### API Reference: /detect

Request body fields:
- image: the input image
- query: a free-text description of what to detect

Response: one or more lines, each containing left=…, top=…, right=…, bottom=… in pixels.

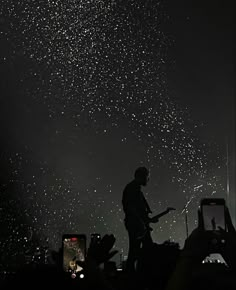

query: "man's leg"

left=126, top=230, right=141, bottom=273
left=142, top=230, right=153, bottom=249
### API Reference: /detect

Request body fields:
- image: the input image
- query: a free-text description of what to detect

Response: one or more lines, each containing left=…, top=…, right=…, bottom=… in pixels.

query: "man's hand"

left=181, top=210, right=211, bottom=263
left=218, top=207, right=236, bottom=269
left=76, top=234, right=118, bottom=278
left=87, top=234, right=118, bottom=266
left=150, top=216, right=159, bottom=223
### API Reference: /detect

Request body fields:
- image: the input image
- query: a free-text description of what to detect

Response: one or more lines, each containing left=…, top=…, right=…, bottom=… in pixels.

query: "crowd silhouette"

left=1, top=167, right=236, bottom=290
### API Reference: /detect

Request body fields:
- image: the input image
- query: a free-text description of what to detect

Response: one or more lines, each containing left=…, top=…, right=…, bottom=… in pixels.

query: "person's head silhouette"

left=134, top=167, right=149, bottom=186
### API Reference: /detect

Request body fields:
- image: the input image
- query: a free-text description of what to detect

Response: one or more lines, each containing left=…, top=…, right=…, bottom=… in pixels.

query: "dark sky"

left=166, top=0, right=235, bottom=139
left=0, top=0, right=235, bottom=268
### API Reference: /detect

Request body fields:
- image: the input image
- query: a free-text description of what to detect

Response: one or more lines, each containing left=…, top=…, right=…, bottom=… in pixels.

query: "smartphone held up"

left=200, top=198, right=226, bottom=232
left=62, top=234, right=86, bottom=277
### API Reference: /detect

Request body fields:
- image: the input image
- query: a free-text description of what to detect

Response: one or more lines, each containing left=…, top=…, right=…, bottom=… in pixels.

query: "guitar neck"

left=154, top=210, right=168, bottom=219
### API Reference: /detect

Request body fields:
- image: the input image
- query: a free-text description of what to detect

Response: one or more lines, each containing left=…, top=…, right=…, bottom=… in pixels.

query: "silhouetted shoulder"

left=122, top=180, right=142, bottom=215
left=123, top=180, right=139, bottom=193
left=123, top=181, right=140, bottom=202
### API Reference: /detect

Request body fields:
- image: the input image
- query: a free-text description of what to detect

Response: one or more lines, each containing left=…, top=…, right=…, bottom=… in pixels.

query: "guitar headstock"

left=167, top=207, right=176, bottom=211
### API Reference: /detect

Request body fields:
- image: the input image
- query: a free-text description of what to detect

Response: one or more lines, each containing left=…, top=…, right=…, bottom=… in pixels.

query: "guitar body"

left=124, top=217, right=151, bottom=240
left=125, top=207, right=175, bottom=240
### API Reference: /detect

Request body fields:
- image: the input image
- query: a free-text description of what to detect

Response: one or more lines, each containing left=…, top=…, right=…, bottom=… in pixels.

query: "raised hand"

left=76, top=234, right=118, bottom=278
left=87, top=234, right=118, bottom=265
left=181, top=209, right=211, bottom=263
left=75, top=235, right=118, bottom=289
left=218, top=207, right=236, bottom=269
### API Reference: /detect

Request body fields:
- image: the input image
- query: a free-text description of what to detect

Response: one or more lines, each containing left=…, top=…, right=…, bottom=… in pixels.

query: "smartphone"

left=200, top=198, right=226, bottom=231
left=62, top=234, right=86, bottom=273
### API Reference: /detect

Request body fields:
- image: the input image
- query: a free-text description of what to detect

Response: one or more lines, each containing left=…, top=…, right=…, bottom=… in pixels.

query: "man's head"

left=134, top=167, right=150, bottom=186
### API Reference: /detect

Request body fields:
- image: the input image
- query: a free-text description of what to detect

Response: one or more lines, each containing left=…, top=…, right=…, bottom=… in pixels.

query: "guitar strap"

left=142, top=193, right=152, bottom=214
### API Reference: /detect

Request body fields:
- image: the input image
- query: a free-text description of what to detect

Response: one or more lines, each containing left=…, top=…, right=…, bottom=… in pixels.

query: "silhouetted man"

left=122, top=167, right=153, bottom=274
left=122, top=167, right=176, bottom=274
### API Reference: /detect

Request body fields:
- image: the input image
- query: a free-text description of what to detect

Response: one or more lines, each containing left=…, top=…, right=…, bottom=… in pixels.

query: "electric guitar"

left=150, top=207, right=176, bottom=223
left=136, top=207, right=176, bottom=239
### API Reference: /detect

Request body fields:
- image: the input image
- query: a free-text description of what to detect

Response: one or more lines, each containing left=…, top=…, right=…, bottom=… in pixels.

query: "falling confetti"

left=0, top=0, right=230, bottom=269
